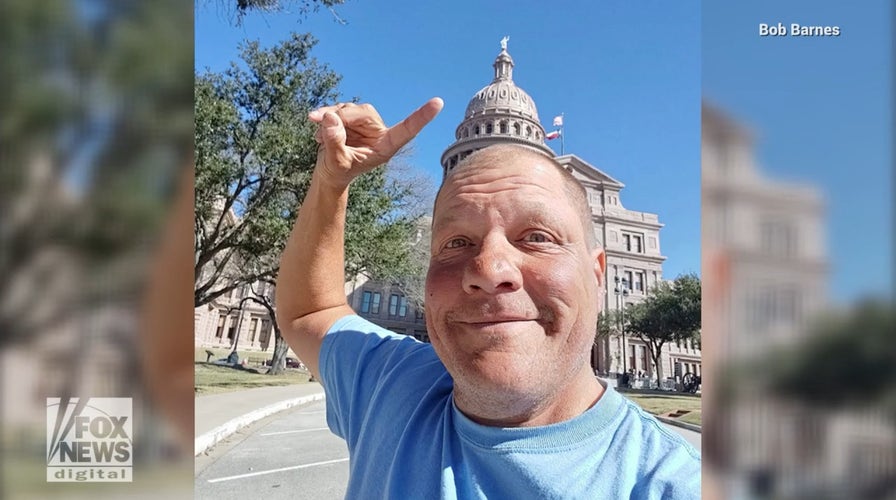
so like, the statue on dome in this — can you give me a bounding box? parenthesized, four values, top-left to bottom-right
(500, 36, 510, 51)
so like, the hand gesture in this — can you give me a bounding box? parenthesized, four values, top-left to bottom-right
(309, 98, 444, 189)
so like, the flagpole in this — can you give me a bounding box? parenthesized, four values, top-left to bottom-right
(560, 112, 565, 155)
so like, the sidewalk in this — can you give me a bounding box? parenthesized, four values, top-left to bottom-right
(194, 383, 326, 456)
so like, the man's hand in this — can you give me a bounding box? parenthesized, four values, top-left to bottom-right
(309, 98, 444, 189)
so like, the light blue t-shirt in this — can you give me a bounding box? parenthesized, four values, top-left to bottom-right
(320, 315, 701, 499)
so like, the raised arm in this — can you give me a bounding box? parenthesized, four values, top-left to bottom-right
(275, 98, 443, 379)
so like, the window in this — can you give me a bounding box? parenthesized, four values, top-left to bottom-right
(227, 315, 238, 340)
(760, 218, 798, 258)
(389, 294, 399, 316)
(398, 296, 408, 317)
(500, 121, 508, 134)
(633, 271, 644, 292)
(638, 346, 648, 374)
(474, 125, 480, 135)
(624, 271, 633, 290)
(249, 318, 258, 342)
(360, 291, 382, 315)
(629, 345, 636, 373)
(748, 285, 802, 330)
(513, 123, 521, 135)
(260, 319, 271, 345)
(216, 314, 227, 338)
(622, 232, 643, 253)
(486, 123, 493, 134)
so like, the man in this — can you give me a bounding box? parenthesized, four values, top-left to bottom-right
(276, 98, 700, 498)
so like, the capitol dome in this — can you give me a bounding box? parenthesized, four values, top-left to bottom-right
(441, 39, 554, 176)
(464, 52, 540, 121)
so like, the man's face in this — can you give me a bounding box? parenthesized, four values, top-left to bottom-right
(425, 153, 605, 403)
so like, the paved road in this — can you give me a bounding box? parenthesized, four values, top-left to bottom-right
(662, 422, 701, 449)
(196, 400, 348, 500)
(195, 400, 701, 500)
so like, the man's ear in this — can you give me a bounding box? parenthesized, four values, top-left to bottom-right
(592, 247, 606, 290)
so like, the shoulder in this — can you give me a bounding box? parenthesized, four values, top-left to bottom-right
(321, 315, 438, 366)
(621, 396, 700, 457)
(615, 395, 701, 498)
(320, 314, 446, 394)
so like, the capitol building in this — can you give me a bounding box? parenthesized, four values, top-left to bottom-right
(350, 41, 701, 381)
(195, 40, 701, 383)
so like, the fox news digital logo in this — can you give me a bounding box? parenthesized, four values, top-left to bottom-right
(47, 397, 133, 482)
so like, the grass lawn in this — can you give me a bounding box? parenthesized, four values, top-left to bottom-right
(195, 347, 269, 363)
(194, 362, 311, 395)
(621, 391, 702, 427)
(678, 411, 702, 427)
(3, 453, 192, 498)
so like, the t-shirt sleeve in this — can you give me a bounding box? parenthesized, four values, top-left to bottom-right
(318, 314, 438, 448)
(632, 413, 702, 499)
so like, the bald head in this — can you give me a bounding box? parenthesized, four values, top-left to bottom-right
(436, 145, 596, 250)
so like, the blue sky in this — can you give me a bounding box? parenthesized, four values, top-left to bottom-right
(703, 0, 892, 302)
(197, 1, 696, 280)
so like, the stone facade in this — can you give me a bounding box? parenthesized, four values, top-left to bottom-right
(194, 283, 277, 352)
(346, 278, 429, 342)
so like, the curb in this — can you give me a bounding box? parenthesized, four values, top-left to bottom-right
(656, 415, 701, 434)
(194, 392, 326, 456)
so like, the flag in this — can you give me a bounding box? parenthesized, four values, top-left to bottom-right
(545, 130, 561, 140)
(553, 115, 563, 127)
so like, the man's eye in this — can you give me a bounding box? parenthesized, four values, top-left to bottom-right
(445, 238, 469, 249)
(524, 232, 551, 243)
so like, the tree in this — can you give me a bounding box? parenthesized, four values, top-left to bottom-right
(596, 309, 621, 342)
(194, 32, 339, 307)
(195, 33, 424, 372)
(626, 274, 702, 386)
(763, 298, 896, 419)
(203, 0, 348, 25)
(1, 0, 192, 349)
(233, 0, 345, 18)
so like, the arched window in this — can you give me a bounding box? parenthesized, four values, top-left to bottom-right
(526, 126, 532, 138)
(500, 121, 508, 134)
(486, 123, 493, 134)
(513, 122, 521, 136)
(474, 125, 480, 135)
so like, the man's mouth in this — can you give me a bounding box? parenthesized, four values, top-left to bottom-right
(461, 318, 538, 328)
(467, 318, 531, 324)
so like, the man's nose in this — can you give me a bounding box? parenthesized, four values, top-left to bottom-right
(462, 238, 522, 294)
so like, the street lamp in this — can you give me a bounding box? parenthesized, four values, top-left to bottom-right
(614, 275, 630, 376)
